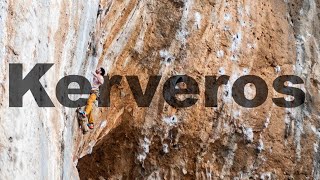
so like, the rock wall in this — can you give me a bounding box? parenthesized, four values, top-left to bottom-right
(0, 0, 100, 179)
(1, 0, 320, 179)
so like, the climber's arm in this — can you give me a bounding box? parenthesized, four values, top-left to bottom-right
(92, 71, 98, 77)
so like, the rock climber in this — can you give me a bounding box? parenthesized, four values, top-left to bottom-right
(79, 67, 105, 129)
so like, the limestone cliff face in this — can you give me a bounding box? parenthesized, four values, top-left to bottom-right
(1, 0, 320, 179)
(0, 0, 100, 179)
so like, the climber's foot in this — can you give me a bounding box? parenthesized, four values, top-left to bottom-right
(79, 111, 86, 118)
(87, 123, 94, 129)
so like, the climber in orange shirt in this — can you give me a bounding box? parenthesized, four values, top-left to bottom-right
(80, 67, 105, 129)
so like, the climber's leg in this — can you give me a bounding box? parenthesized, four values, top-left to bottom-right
(84, 93, 97, 129)
(88, 110, 94, 124)
(84, 93, 97, 116)
(87, 111, 94, 129)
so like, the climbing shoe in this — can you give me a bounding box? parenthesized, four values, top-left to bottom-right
(87, 123, 94, 129)
(79, 111, 86, 118)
